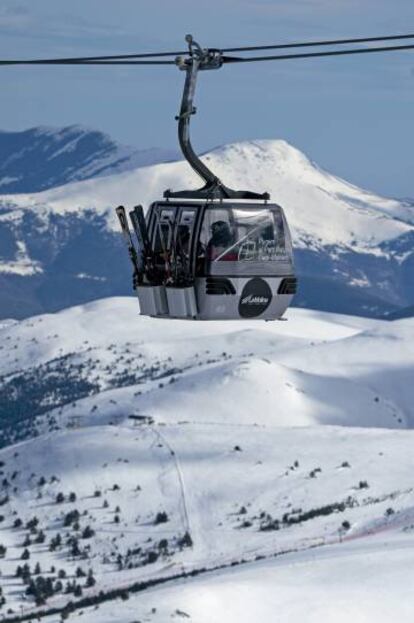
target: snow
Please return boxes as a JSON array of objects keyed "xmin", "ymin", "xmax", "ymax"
[
  {"xmin": 42, "ymin": 535, "xmax": 414, "ymax": 623},
  {"xmin": 1, "ymin": 421, "xmax": 414, "ymax": 620},
  {"xmin": 0, "ymin": 298, "xmax": 370, "ymax": 378},
  {"xmin": 0, "ymin": 239, "xmax": 43, "ymax": 276},
  {"xmin": 75, "ymin": 273, "xmax": 107, "ymax": 281},
  {"xmin": 0, "ymin": 297, "xmax": 405, "ymax": 433},
  {"xmin": 0, "ymin": 176, "xmax": 20, "ymax": 187},
  {"xmin": 0, "ymin": 261, "xmax": 42, "ymax": 276},
  {"xmin": 279, "ymin": 318, "xmax": 414, "ymax": 426},
  {"xmin": 2, "ymin": 139, "xmax": 412, "ymax": 251},
  {"xmin": 1, "ymin": 137, "xmax": 413, "ymax": 312},
  {"xmin": 1, "ymin": 421, "xmax": 414, "ymax": 618},
  {"xmin": 0, "ymin": 297, "xmax": 413, "ymax": 619},
  {"xmin": 0, "ymin": 205, "xmax": 46, "ymax": 278}
]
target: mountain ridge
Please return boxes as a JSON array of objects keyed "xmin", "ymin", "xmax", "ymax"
[
  {"xmin": 0, "ymin": 125, "xmax": 179, "ymax": 194},
  {"xmin": 0, "ymin": 133, "xmax": 413, "ymax": 319}
]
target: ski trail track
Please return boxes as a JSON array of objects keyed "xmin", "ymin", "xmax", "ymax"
[{"xmin": 150, "ymin": 425, "xmax": 192, "ymax": 542}]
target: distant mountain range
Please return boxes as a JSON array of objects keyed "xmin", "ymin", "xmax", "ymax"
[
  {"xmin": 0, "ymin": 126, "xmax": 413, "ymax": 319},
  {"xmin": 0, "ymin": 125, "xmax": 179, "ymax": 193}
]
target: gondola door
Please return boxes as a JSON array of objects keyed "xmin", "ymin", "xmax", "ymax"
[
  {"xmin": 171, "ymin": 206, "xmax": 200, "ymax": 286},
  {"xmin": 165, "ymin": 205, "xmax": 200, "ymax": 318},
  {"xmin": 150, "ymin": 204, "xmax": 178, "ymax": 282}
]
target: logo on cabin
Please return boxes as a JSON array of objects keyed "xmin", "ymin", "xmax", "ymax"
[{"xmin": 238, "ymin": 278, "xmax": 272, "ymax": 318}]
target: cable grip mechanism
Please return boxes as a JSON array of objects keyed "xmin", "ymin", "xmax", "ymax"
[{"xmin": 165, "ymin": 35, "xmax": 269, "ymax": 201}]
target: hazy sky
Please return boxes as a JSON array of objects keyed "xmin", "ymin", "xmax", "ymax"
[{"xmin": 0, "ymin": 0, "xmax": 413, "ymax": 197}]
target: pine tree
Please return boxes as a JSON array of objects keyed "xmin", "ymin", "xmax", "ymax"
[
  {"xmin": 86, "ymin": 569, "xmax": 96, "ymax": 587},
  {"xmin": 23, "ymin": 534, "xmax": 31, "ymax": 547},
  {"xmin": 81, "ymin": 526, "xmax": 95, "ymax": 539},
  {"xmin": 73, "ymin": 584, "xmax": 82, "ymax": 598},
  {"xmin": 54, "ymin": 580, "xmax": 63, "ymax": 593},
  {"xmin": 154, "ymin": 511, "xmax": 168, "ymax": 525},
  {"xmin": 71, "ymin": 538, "xmax": 81, "ymax": 557},
  {"xmin": 35, "ymin": 530, "xmax": 46, "ymax": 544}
]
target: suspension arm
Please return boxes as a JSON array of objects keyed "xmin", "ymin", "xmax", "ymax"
[{"xmin": 164, "ymin": 35, "xmax": 269, "ymax": 201}]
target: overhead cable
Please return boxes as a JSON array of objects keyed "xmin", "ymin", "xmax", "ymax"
[{"xmin": 1, "ymin": 34, "xmax": 414, "ymax": 67}]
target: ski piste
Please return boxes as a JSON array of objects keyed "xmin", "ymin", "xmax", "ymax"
[{"xmin": 115, "ymin": 206, "xmax": 142, "ymax": 287}]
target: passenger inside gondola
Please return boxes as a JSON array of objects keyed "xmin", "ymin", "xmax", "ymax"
[
  {"xmin": 177, "ymin": 224, "xmax": 190, "ymax": 257},
  {"xmin": 207, "ymin": 220, "xmax": 237, "ymax": 260}
]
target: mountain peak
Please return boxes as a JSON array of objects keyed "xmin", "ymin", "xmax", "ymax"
[{"xmin": 208, "ymin": 139, "xmax": 329, "ymax": 192}]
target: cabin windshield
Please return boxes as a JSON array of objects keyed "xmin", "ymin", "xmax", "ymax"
[{"xmin": 199, "ymin": 206, "xmax": 290, "ymax": 274}]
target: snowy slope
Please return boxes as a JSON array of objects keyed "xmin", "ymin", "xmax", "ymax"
[
  {"xmin": 1, "ymin": 138, "xmax": 413, "ymax": 320},
  {"xmin": 1, "ymin": 423, "xmax": 414, "ymax": 619},
  {"xmin": 1, "ymin": 297, "xmax": 413, "ymax": 450},
  {"xmin": 0, "ymin": 298, "xmax": 413, "ymax": 618},
  {"xmin": 279, "ymin": 318, "xmax": 414, "ymax": 426},
  {"xmin": 42, "ymin": 535, "xmax": 414, "ymax": 623},
  {"xmin": 3, "ymin": 297, "xmax": 413, "ymax": 447}
]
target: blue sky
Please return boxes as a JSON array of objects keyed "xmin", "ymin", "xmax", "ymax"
[{"xmin": 0, "ymin": 0, "xmax": 413, "ymax": 197}]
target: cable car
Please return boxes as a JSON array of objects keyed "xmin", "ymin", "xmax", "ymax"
[{"xmin": 116, "ymin": 35, "xmax": 296, "ymax": 320}]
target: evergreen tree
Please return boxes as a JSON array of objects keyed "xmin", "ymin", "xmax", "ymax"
[
  {"xmin": 86, "ymin": 569, "xmax": 96, "ymax": 587},
  {"xmin": 35, "ymin": 530, "xmax": 46, "ymax": 544},
  {"xmin": 73, "ymin": 584, "xmax": 82, "ymax": 598},
  {"xmin": 81, "ymin": 526, "xmax": 95, "ymax": 539}
]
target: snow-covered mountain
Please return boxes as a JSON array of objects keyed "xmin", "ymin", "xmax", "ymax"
[
  {"xmin": 2, "ymin": 296, "xmax": 413, "ymax": 448},
  {"xmin": 0, "ymin": 125, "xmax": 179, "ymax": 194},
  {"xmin": 0, "ymin": 137, "xmax": 413, "ymax": 319},
  {"xmin": 0, "ymin": 297, "xmax": 413, "ymax": 621}
]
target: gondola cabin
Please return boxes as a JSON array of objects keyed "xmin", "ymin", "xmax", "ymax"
[
  {"xmin": 116, "ymin": 35, "xmax": 297, "ymax": 321},
  {"xmin": 117, "ymin": 199, "xmax": 296, "ymax": 320},
  {"xmin": 141, "ymin": 200, "xmax": 295, "ymax": 319}
]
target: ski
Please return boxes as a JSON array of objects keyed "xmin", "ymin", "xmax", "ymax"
[
  {"xmin": 129, "ymin": 205, "xmax": 162, "ymax": 282},
  {"xmin": 115, "ymin": 206, "xmax": 142, "ymax": 287},
  {"xmin": 129, "ymin": 205, "xmax": 151, "ymax": 259}
]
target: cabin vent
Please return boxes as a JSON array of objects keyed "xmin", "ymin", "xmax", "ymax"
[
  {"xmin": 277, "ymin": 277, "xmax": 297, "ymax": 295},
  {"xmin": 206, "ymin": 277, "xmax": 236, "ymax": 295}
]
